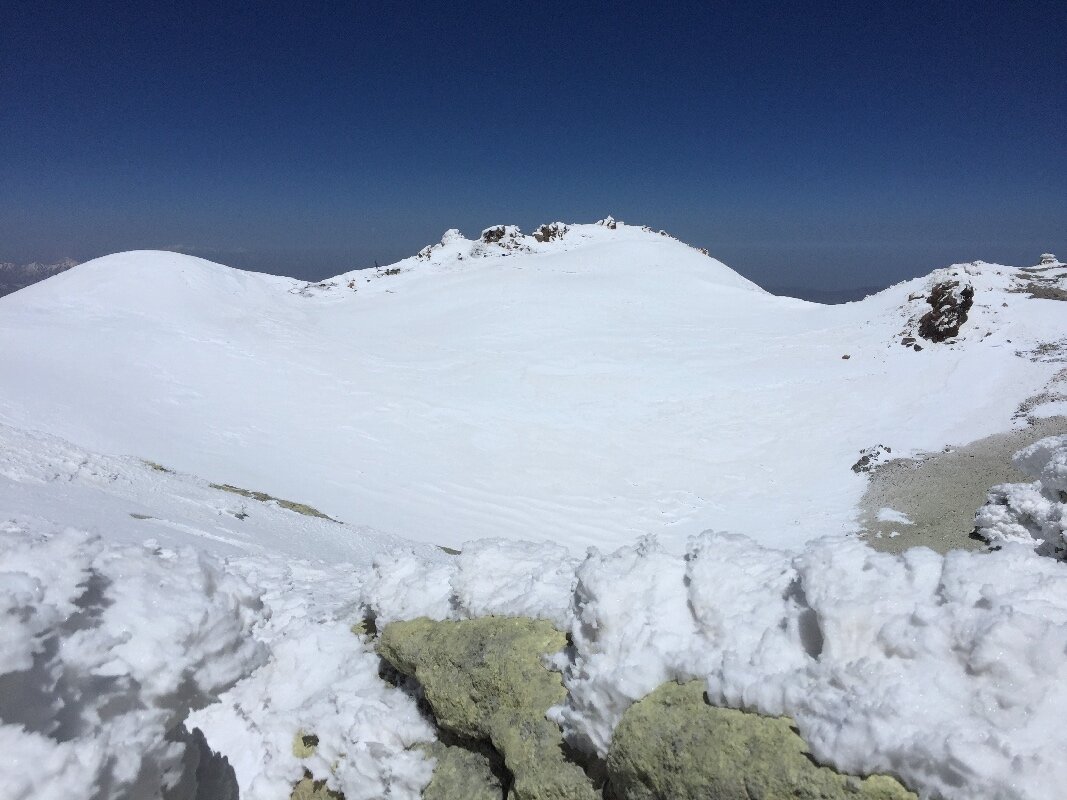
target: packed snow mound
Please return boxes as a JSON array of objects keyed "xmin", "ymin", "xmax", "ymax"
[
  {"xmin": 975, "ymin": 435, "xmax": 1067, "ymax": 557},
  {"xmin": 0, "ymin": 426, "xmax": 447, "ymax": 800},
  {"xmin": 9, "ymin": 250, "xmax": 297, "ymax": 317},
  {"xmin": 0, "ymin": 230, "xmax": 1064, "ymax": 551},
  {"xmin": 363, "ymin": 531, "xmax": 1067, "ymax": 800},
  {"xmin": 0, "ymin": 524, "xmax": 265, "ymax": 800}
]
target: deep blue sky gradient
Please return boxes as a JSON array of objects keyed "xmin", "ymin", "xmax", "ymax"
[{"xmin": 2, "ymin": 1, "xmax": 1064, "ymax": 289}]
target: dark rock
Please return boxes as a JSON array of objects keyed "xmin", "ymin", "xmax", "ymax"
[
  {"xmin": 852, "ymin": 445, "xmax": 892, "ymax": 474},
  {"xmin": 532, "ymin": 223, "xmax": 568, "ymax": 243},
  {"xmin": 918, "ymin": 281, "xmax": 974, "ymax": 342}
]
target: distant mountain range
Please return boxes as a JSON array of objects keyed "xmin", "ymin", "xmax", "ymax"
[{"xmin": 0, "ymin": 258, "xmax": 79, "ymax": 297}]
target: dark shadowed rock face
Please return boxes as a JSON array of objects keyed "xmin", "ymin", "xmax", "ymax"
[{"xmin": 918, "ymin": 281, "xmax": 974, "ymax": 342}]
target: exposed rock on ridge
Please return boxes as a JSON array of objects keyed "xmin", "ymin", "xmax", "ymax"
[{"xmin": 918, "ymin": 280, "xmax": 974, "ymax": 342}]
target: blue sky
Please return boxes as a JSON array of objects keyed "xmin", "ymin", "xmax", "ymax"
[{"xmin": 2, "ymin": 1, "xmax": 1064, "ymax": 289}]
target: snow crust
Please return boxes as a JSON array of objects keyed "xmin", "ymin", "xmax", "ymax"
[
  {"xmin": 0, "ymin": 424, "xmax": 446, "ymax": 800},
  {"xmin": 3, "ymin": 419, "xmax": 1067, "ymax": 799}
]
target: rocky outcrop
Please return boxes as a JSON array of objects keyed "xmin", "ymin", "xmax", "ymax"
[
  {"xmin": 606, "ymin": 681, "xmax": 915, "ymax": 800},
  {"xmin": 533, "ymin": 223, "xmax": 568, "ymax": 242},
  {"xmin": 918, "ymin": 280, "xmax": 974, "ymax": 342},
  {"xmin": 420, "ymin": 740, "xmax": 503, "ymax": 800},
  {"xmin": 377, "ymin": 617, "xmax": 597, "ymax": 800},
  {"xmin": 852, "ymin": 444, "xmax": 892, "ymax": 474}
]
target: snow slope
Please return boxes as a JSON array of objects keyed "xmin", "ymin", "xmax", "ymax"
[
  {"xmin": 2, "ymin": 228, "xmax": 1067, "ymax": 800},
  {"xmin": 0, "ymin": 258, "xmax": 79, "ymax": 297},
  {"xmin": 1, "ymin": 221, "xmax": 1062, "ymax": 551},
  {"xmin": 5, "ymin": 424, "xmax": 1067, "ymax": 800}
]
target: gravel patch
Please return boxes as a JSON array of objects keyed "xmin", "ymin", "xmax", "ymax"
[{"xmin": 860, "ymin": 416, "xmax": 1067, "ymax": 554}]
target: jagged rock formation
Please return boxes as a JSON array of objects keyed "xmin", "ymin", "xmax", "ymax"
[
  {"xmin": 606, "ymin": 681, "xmax": 915, "ymax": 800},
  {"xmin": 533, "ymin": 222, "xmax": 568, "ymax": 242},
  {"xmin": 918, "ymin": 280, "xmax": 974, "ymax": 342},
  {"xmin": 378, "ymin": 617, "xmax": 597, "ymax": 800}
]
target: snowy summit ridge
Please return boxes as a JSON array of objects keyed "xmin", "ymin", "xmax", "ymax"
[
  {"xmin": 0, "ymin": 221, "xmax": 1064, "ymax": 552},
  {"xmin": 1, "ymin": 219, "xmax": 1067, "ymax": 800}
]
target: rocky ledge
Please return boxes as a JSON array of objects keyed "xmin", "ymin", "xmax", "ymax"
[{"xmin": 371, "ymin": 617, "xmax": 916, "ymax": 800}]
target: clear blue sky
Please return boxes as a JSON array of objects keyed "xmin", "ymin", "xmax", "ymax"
[{"xmin": 2, "ymin": 1, "xmax": 1064, "ymax": 289}]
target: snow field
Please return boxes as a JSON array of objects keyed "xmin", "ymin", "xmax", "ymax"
[
  {"xmin": 3, "ymin": 428, "xmax": 1067, "ymax": 799},
  {"xmin": 2, "ymin": 227, "xmax": 1064, "ymax": 552}
]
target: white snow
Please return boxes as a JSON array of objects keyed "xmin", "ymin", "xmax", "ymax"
[
  {"xmin": 877, "ymin": 507, "xmax": 914, "ymax": 524},
  {"xmin": 975, "ymin": 435, "xmax": 1067, "ymax": 558},
  {"xmin": 363, "ymin": 527, "xmax": 1067, "ymax": 800},
  {"xmin": 2, "ymin": 224, "xmax": 1067, "ymax": 799},
  {"xmin": 0, "ymin": 523, "xmax": 264, "ymax": 800},
  {"xmin": 1, "ymin": 227, "xmax": 1063, "ymax": 552},
  {"xmin": 0, "ymin": 424, "xmax": 447, "ymax": 800}
]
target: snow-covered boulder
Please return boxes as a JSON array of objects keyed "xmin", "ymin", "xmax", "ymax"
[
  {"xmin": 0, "ymin": 526, "xmax": 265, "ymax": 800},
  {"xmin": 974, "ymin": 434, "xmax": 1067, "ymax": 558}
]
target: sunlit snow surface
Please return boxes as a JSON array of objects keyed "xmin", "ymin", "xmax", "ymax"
[
  {"xmin": 1, "ymin": 223, "xmax": 1063, "ymax": 550},
  {"xmin": 3, "ymin": 226, "xmax": 1067, "ymax": 799},
  {"xmin": 3, "ymin": 430, "xmax": 1067, "ymax": 799}
]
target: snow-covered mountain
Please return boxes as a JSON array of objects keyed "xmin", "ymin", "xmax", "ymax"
[
  {"xmin": 0, "ymin": 220, "xmax": 1062, "ymax": 551},
  {"xmin": 0, "ymin": 257, "xmax": 79, "ymax": 297},
  {"xmin": 3, "ymin": 220, "xmax": 1067, "ymax": 800}
]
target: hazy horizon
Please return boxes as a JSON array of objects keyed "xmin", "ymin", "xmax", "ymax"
[{"xmin": 3, "ymin": 3, "xmax": 1064, "ymax": 291}]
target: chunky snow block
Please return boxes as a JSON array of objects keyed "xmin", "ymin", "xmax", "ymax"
[
  {"xmin": 378, "ymin": 617, "xmax": 597, "ymax": 800},
  {"xmin": 606, "ymin": 681, "xmax": 915, "ymax": 800}
]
